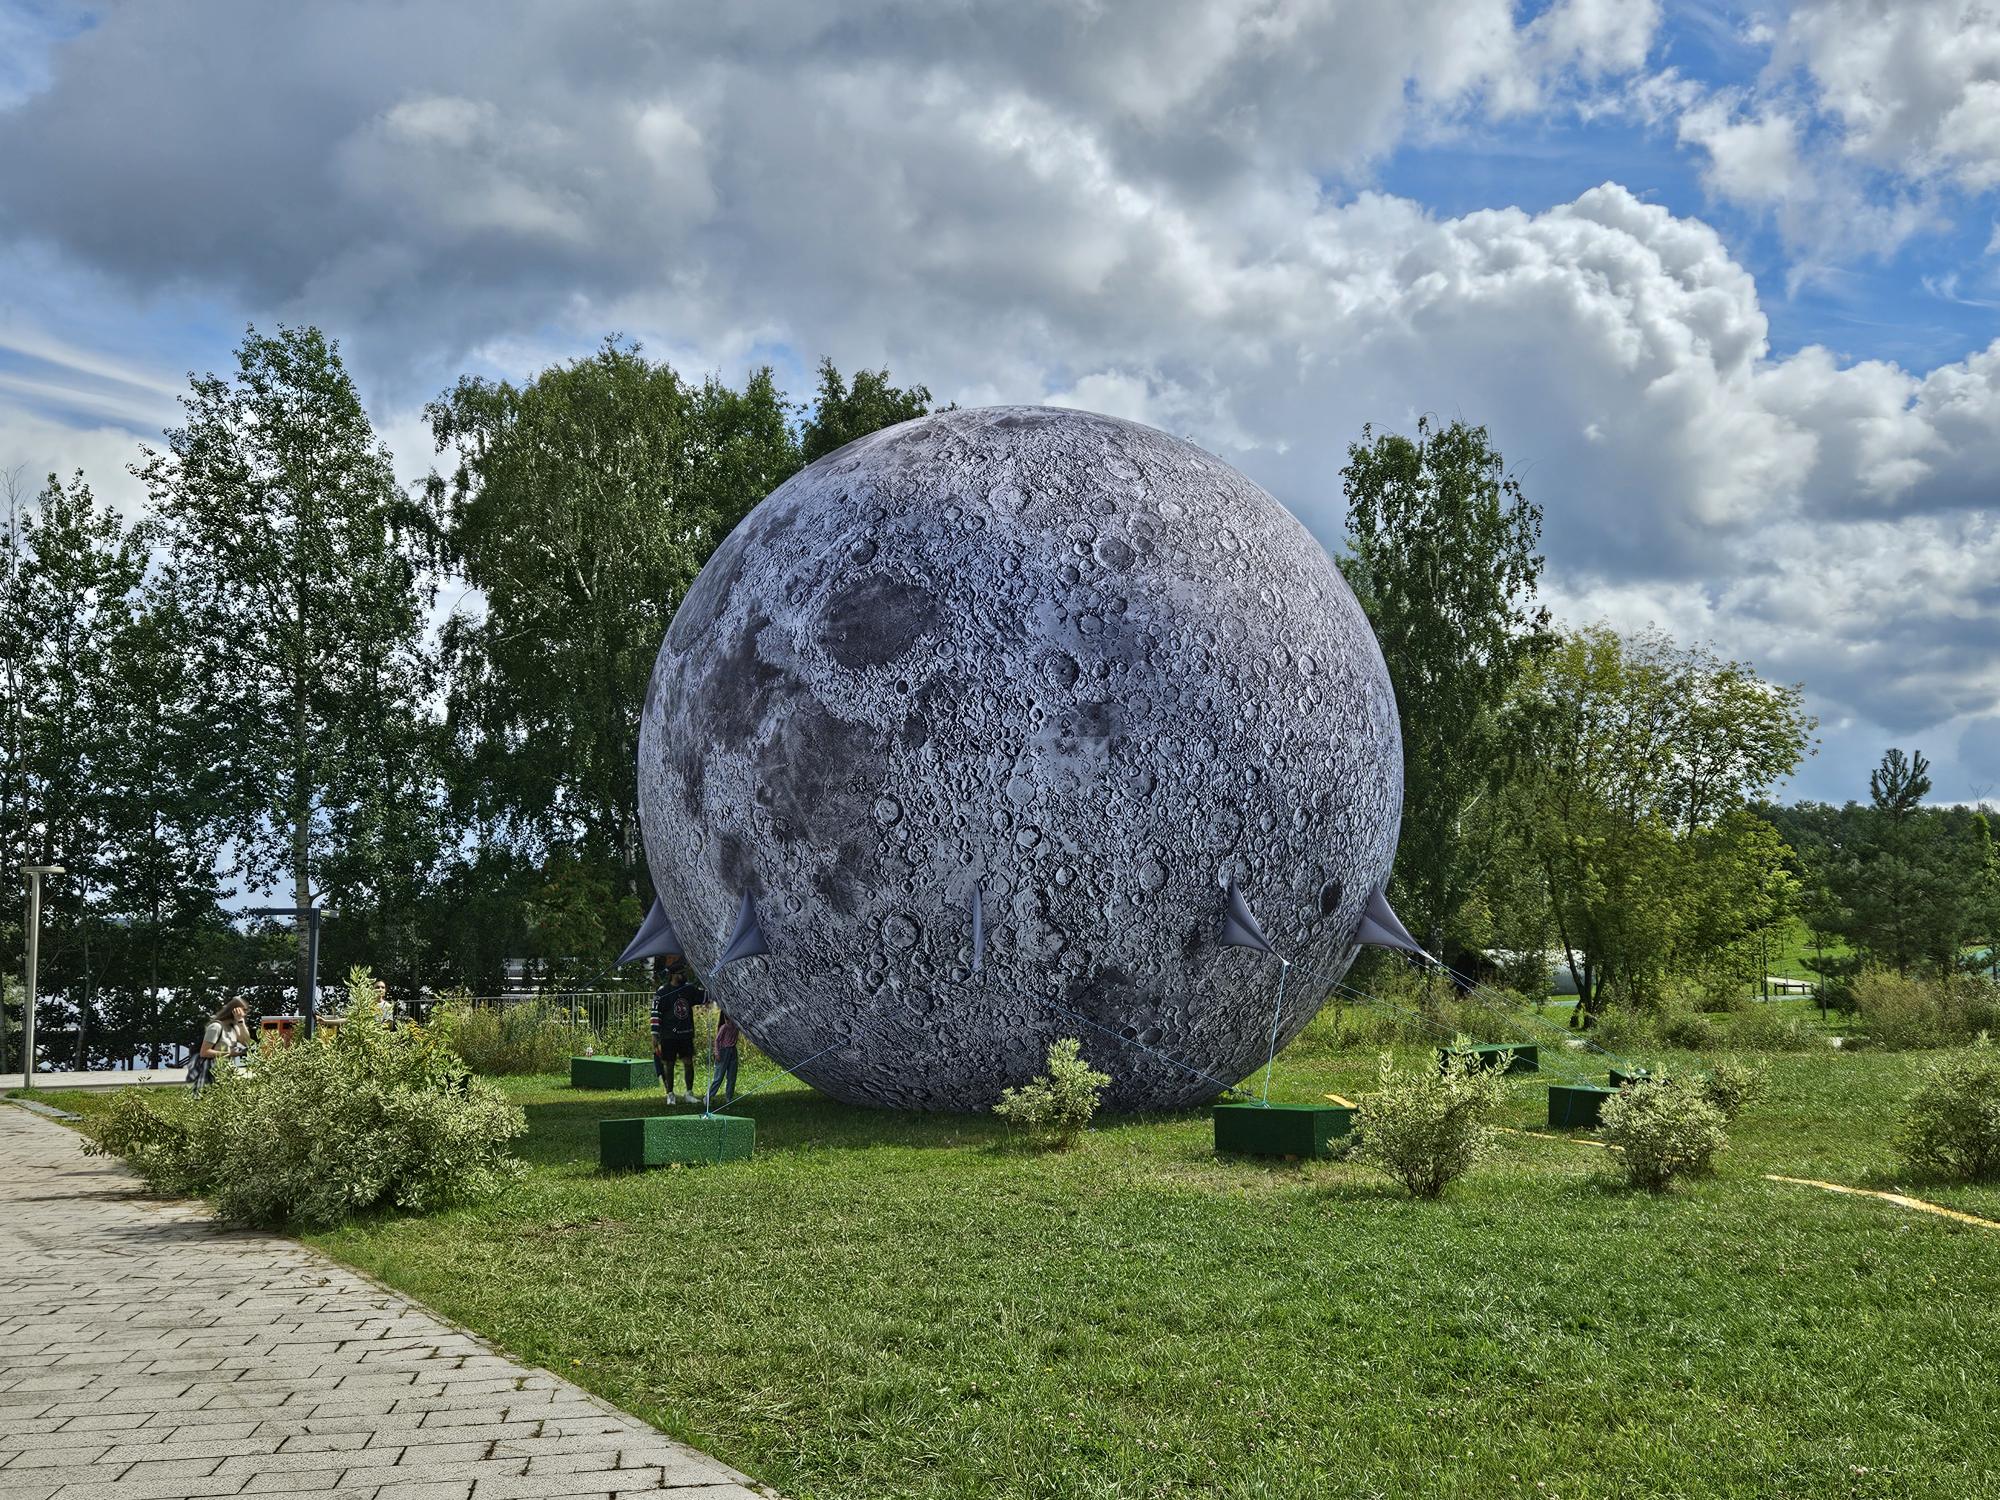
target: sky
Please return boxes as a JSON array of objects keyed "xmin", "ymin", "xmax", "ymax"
[{"xmin": 1, "ymin": 0, "xmax": 1997, "ymax": 806}]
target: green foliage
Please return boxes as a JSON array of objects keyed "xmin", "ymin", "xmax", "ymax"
[
  {"xmin": 1340, "ymin": 417, "xmax": 1547, "ymax": 952},
  {"xmin": 992, "ymin": 1038, "xmax": 1109, "ymax": 1148},
  {"xmin": 137, "ymin": 324, "xmax": 438, "ymax": 1003},
  {"xmin": 1657, "ymin": 1008, "xmax": 1720, "ymax": 1050},
  {"xmin": 1724, "ymin": 1004, "xmax": 1820, "ymax": 1052},
  {"xmin": 1852, "ymin": 969, "xmax": 1994, "ymax": 1049},
  {"xmin": 800, "ymin": 358, "xmax": 933, "ymax": 464},
  {"xmin": 1766, "ymin": 771, "xmax": 1994, "ymax": 982},
  {"xmin": 522, "ymin": 852, "xmax": 641, "ymax": 988},
  {"xmin": 0, "ymin": 468, "xmax": 225, "ymax": 1066},
  {"xmin": 1601, "ymin": 1075, "xmax": 1730, "ymax": 1190},
  {"xmin": 1505, "ymin": 626, "xmax": 1814, "ymax": 1021},
  {"xmin": 600, "ymin": 1001, "xmax": 656, "ymax": 1061},
  {"xmin": 87, "ymin": 1009, "xmax": 525, "ymax": 1226},
  {"xmin": 83, "ymin": 1087, "xmax": 203, "ymax": 1193},
  {"xmin": 431, "ymin": 993, "xmax": 578, "ymax": 1076},
  {"xmin": 427, "ymin": 339, "xmax": 798, "ymax": 893},
  {"xmin": 1587, "ymin": 1007, "xmax": 1654, "ymax": 1052},
  {"xmin": 345, "ymin": 964, "xmax": 378, "ymax": 1013},
  {"xmin": 1353, "ymin": 1050, "xmax": 1503, "ymax": 1198},
  {"xmin": 1697, "ymin": 1058, "xmax": 1767, "ymax": 1121},
  {"xmin": 1896, "ymin": 1036, "xmax": 2000, "ymax": 1182}
]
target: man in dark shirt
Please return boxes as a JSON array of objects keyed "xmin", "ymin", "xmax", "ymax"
[{"xmin": 650, "ymin": 955, "xmax": 704, "ymax": 1103}]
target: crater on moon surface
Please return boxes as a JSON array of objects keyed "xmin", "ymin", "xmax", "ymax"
[{"xmin": 637, "ymin": 405, "xmax": 1402, "ymax": 1111}]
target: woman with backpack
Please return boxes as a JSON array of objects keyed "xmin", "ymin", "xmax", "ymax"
[{"xmin": 189, "ymin": 998, "xmax": 252, "ymax": 1096}]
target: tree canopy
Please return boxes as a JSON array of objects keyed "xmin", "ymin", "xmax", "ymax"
[{"xmin": 1340, "ymin": 416, "xmax": 1548, "ymax": 958}]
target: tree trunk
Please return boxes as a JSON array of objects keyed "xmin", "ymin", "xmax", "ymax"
[{"xmin": 294, "ymin": 673, "xmax": 313, "ymax": 1013}]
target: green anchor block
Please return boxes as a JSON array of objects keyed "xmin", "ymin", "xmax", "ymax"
[
  {"xmin": 1547, "ymin": 1083, "xmax": 1620, "ymax": 1129},
  {"xmin": 600, "ymin": 1114, "xmax": 755, "ymax": 1170},
  {"xmin": 570, "ymin": 1055, "xmax": 657, "ymax": 1091},
  {"xmin": 1213, "ymin": 1101, "xmax": 1355, "ymax": 1160}
]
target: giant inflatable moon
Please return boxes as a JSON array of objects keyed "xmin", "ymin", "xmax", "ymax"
[{"xmin": 637, "ymin": 406, "xmax": 1401, "ymax": 1111}]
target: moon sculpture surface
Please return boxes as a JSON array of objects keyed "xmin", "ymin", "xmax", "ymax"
[{"xmin": 637, "ymin": 406, "xmax": 1402, "ymax": 1111}]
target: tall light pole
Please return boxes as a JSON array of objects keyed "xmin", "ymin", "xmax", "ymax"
[{"xmin": 20, "ymin": 865, "xmax": 64, "ymax": 1090}]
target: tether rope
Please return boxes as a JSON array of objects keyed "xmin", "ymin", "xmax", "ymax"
[{"xmin": 1258, "ymin": 959, "xmax": 1292, "ymax": 1105}]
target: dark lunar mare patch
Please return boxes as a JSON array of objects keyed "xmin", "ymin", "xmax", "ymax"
[
  {"xmin": 636, "ymin": 406, "xmax": 1401, "ymax": 1111},
  {"xmin": 819, "ymin": 573, "xmax": 940, "ymax": 668}
]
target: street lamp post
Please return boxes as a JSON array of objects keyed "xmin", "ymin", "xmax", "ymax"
[
  {"xmin": 20, "ymin": 865, "xmax": 65, "ymax": 1090},
  {"xmin": 248, "ymin": 906, "xmax": 321, "ymax": 1039}
]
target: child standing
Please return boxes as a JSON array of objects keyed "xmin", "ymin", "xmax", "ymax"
[{"xmin": 705, "ymin": 1009, "xmax": 740, "ymax": 1113}]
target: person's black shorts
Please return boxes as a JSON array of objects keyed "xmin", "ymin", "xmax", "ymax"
[{"xmin": 655, "ymin": 1031, "xmax": 695, "ymax": 1060}]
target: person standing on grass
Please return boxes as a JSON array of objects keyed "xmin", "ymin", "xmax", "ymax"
[
  {"xmin": 190, "ymin": 997, "xmax": 251, "ymax": 1096},
  {"xmin": 650, "ymin": 956, "xmax": 704, "ymax": 1104},
  {"xmin": 705, "ymin": 1009, "xmax": 740, "ymax": 1113}
]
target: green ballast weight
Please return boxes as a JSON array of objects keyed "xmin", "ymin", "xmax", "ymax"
[
  {"xmin": 1213, "ymin": 1100, "xmax": 1354, "ymax": 1159},
  {"xmin": 600, "ymin": 1114, "xmax": 755, "ymax": 1169},
  {"xmin": 571, "ymin": 1055, "xmax": 657, "ymax": 1090}
]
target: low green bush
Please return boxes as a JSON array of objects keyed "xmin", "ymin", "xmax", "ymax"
[
  {"xmin": 432, "ymin": 993, "xmax": 579, "ymax": 1075},
  {"xmin": 85, "ymin": 1009, "xmax": 525, "ymax": 1228},
  {"xmin": 1600, "ymin": 1075, "xmax": 1729, "ymax": 1190},
  {"xmin": 1657, "ymin": 1009, "xmax": 1720, "ymax": 1050},
  {"xmin": 1896, "ymin": 1035, "xmax": 2000, "ymax": 1182},
  {"xmin": 599, "ymin": 1002, "xmax": 656, "ymax": 1060},
  {"xmin": 1853, "ymin": 970, "xmax": 1994, "ymax": 1050},
  {"xmin": 1727, "ymin": 1005, "xmax": 1819, "ymax": 1052},
  {"xmin": 1588, "ymin": 1008, "xmax": 1653, "ymax": 1052},
  {"xmin": 1698, "ymin": 1058, "xmax": 1767, "ymax": 1121},
  {"xmin": 86, "ymin": 1088, "xmax": 202, "ymax": 1194},
  {"xmin": 1353, "ymin": 1050, "xmax": 1504, "ymax": 1199},
  {"xmin": 993, "ymin": 1038, "xmax": 1110, "ymax": 1148}
]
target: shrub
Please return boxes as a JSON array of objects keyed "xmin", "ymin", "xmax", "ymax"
[
  {"xmin": 1963, "ymin": 981, "xmax": 2000, "ymax": 1036},
  {"xmin": 1697, "ymin": 1057, "xmax": 1766, "ymax": 1121},
  {"xmin": 1896, "ymin": 1035, "xmax": 2000, "ymax": 1182},
  {"xmin": 993, "ymin": 1038, "xmax": 1110, "ymax": 1148},
  {"xmin": 1852, "ymin": 969, "xmax": 1981, "ymax": 1050},
  {"xmin": 1727, "ymin": 1005, "xmax": 1818, "ymax": 1052},
  {"xmin": 1353, "ymin": 1050, "xmax": 1504, "ymax": 1199},
  {"xmin": 1588, "ymin": 1008, "xmax": 1653, "ymax": 1052},
  {"xmin": 1657, "ymin": 1009, "xmax": 1719, "ymax": 1051},
  {"xmin": 600, "ymin": 1000, "xmax": 656, "ymax": 1060},
  {"xmin": 1600, "ymin": 1076, "xmax": 1729, "ymax": 1190},
  {"xmin": 86, "ymin": 1008, "xmax": 525, "ymax": 1227},
  {"xmin": 432, "ymin": 994, "xmax": 577, "ymax": 1075},
  {"xmin": 86, "ymin": 1088, "xmax": 203, "ymax": 1195}
]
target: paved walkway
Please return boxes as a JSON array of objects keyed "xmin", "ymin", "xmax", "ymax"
[
  {"xmin": 0, "ymin": 1107, "xmax": 775, "ymax": 1499},
  {"xmin": 2, "ymin": 1068, "xmax": 185, "ymax": 1091}
]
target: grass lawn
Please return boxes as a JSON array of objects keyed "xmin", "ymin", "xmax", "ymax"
[{"xmin": 21, "ymin": 1039, "xmax": 2000, "ymax": 1499}]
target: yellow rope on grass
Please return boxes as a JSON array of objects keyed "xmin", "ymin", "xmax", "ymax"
[
  {"xmin": 1762, "ymin": 1175, "xmax": 2000, "ymax": 1232},
  {"xmin": 1494, "ymin": 1125, "xmax": 1623, "ymax": 1151},
  {"xmin": 1488, "ymin": 1131, "xmax": 2000, "ymax": 1231}
]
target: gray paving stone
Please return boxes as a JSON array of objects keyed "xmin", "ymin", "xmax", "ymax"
[{"xmin": 0, "ymin": 1109, "xmax": 778, "ymax": 1498}]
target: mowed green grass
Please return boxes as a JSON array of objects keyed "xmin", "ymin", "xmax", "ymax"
[{"xmin": 264, "ymin": 1041, "xmax": 1998, "ymax": 1500}]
